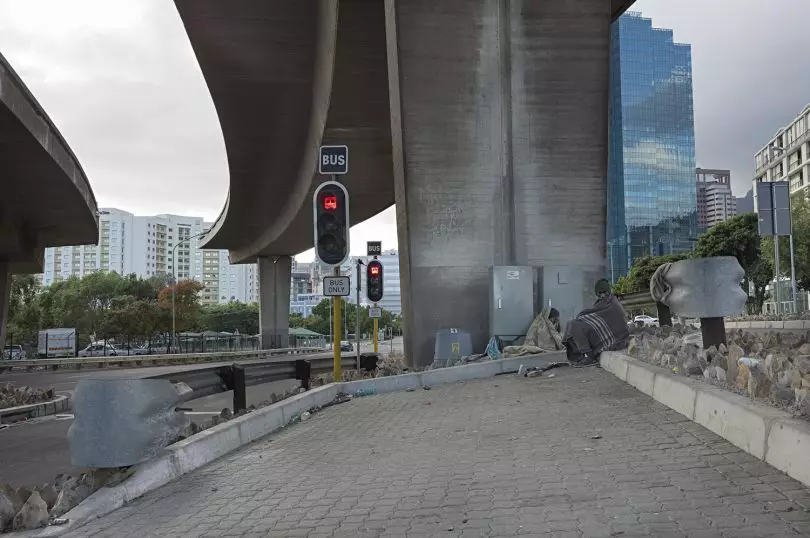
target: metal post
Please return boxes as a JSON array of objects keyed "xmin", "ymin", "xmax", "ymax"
[
  {"xmin": 355, "ymin": 260, "xmax": 361, "ymax": 359},
  {"xmin": 609, "ymin": 241, "xmax": 615, "ymax": 284},
  {"xmin": 775, "ymin": 236, "xmax": 781, "ymax": 314},
  {"xmin": 373, "ymin": 317, "xmax": 379, "ymax": 353},
  {"xmin": 231, "ymin": 364, "xmax": 247, "ymax": 413},
  {"xmin": 332, "ymin": 266, "xmax": 342, "ymax": 382},
  {"xmin": 790, "ymin": 233, "xmax": 799, "ymax": 313}
]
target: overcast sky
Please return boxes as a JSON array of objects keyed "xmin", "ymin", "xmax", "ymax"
[{"xmin": 1, "ymin": 0, "xmax": 808, "ymax": 261}]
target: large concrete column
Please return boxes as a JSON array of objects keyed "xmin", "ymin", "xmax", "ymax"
[
  {"xmin": 0, "ymin": 264, "xmax": 9, "ymax": 348},
  {"xmin": 385, "ymin": 0, "xmax": 610, "ymax": 366},
  {"xmin": 257, "ymin": 256, "xmax": 292, "ymax": 349}
]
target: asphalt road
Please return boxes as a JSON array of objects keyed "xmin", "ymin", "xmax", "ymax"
[{"xmin": 0, "ymin": 338, "xmax": 404, "ymax": 488}]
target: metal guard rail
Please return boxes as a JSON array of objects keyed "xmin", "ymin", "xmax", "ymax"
[
  {"xmin": 0, "ymin": 347, "xmax": 323, "ymax": 371},
  {"xmin": 619, "ymin": 290, "xmax": 655, "ymax": 310},
  {"xmin": 151, "ymin": 352, "xmax": 375, "ymax": 412}
]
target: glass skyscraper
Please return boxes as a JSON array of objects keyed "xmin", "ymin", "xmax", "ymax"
[{"xmin": 607, "ymin": 12, "xmax": 697, "ymax": 280}]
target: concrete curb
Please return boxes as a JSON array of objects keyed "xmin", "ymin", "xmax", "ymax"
[
  {"xmin": 0, "ymin": 395, "xmax": 71, "ymax": 424},
  {"xmin": 726, "ymin": 320, "xmax": 810, "ymax": 331},
  {"xmin": 600, "ymin": 351, "xmax": 810, "ymax": 488},
  {"xmin": 38, "ymin": 352, "xmax": 565, "ymax": 536}
]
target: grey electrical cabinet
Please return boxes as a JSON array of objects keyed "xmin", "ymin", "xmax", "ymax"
[
  {"xmin": 536, "ymin": 266, "xmax": 586, "ymax": 330},
  {"xmin": 489, "ymin": 266, "xmax": 534, "ymax": 342}
]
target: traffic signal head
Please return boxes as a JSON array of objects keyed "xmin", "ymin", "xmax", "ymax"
[
  {"xmin": 313, "ymin": 182, "xmax": 349, "ymax": 266},
  {"xmin": 366, "ymin": 260, "xmax": 384, "ymax": 303}
]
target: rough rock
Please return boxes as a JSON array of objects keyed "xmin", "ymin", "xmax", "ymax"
[
  {"xmin": 0, "ymin": 383, "xmax": 54, "ymax": 410},
  {"xmin": 715, "ymin": 367, "xmax": 727, "ymax": 383},
  {"xmin": 36, "ymin": 484, "xmax": 58, "ymax": 510},
  {"xmin": 50, "ymin": 477, "xmax": 92, "ymax": 518},
  {"xmin": 727, "ymin": 343, "xmax": 744, "ymax": 383},
  {"xmin": 0, "ymin": 485, "xmax": 21, "ymax": 516},
  {"xmin": 795, "ymin": 356, "xmax": 810, "ymax": 375},
  {"xmin": 798, "ymin": 343, "xmax": 810, "ymax": 355},
  {"xmin": 752, "ymin": 342, "xmax": 764, "ymax": 354},
  {"xmin": 792, "ymin": 368, "xmax": 804, "ymax": 389},
  {"xmin": 0, "ymin": 488, "xmax": 16, "ymax": 530},
  {"xmin": 777, "ymin": 367, "xmax": 795, "ymax": 388},
  {"xmin": 627, "ymin": 339, "xmax": 639, "ymax": 358},
  {"xmin": 736, "ymin": 363, "xmax": 751, "ymax": 391},
  {"xmin": 718, "ymin": 343, "xmax": 728, "ymax": 354},
  {"xmin": 774, "ymin": 386, "xmax": 795, "ymax": 404},
  {"xmin": 12, "ymin": 491, "xmax": 48, "ymax": 531},
  {"xmin": 704, "ymin": 367, "xmax": 716, "ymax": 380},
  {"xmin": 748, "ymin": 369, "xmax": 771, "ymax": 399}
]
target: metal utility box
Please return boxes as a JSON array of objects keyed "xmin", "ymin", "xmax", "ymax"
[
  {"xmin": 536, "ymin": 266, "xmax": 586, "ymax": 330},
  {"xmin": 489, "ymin": 266, "xmax": 534, "ymax": 341}
]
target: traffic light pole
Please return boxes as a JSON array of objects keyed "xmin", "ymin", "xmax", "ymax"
[
  {"xmin": 332, "ymin": 266, "xmax": 342, "ymax": 382},
  {"xmin": 355, "ymin": 259, "xmax": 362, "ymax": 360},
  {"xmin": 373, "ymin": 311, "xmax": 379, "ymax": 353}
]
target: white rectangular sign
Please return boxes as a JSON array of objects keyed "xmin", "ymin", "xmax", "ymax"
[
  {"xmin": 323, "ymin": 276, "xmax": 350, "ymax": 296},
  {"xmin": 369, "ymin": 307, "xmax": 382, "ymax": 319}
]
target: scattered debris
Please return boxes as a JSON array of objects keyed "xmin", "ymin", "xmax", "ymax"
[
  {"xmin": 0, "ymin": 383, "xmax": 55, "ymax": 410},
  {"xmin": 405, "ymin": 388, "xmax": 416, "ymax": 392},
  {"xmin": 50, "ymin": 518, "xmax": 69, "ymax": 526},
  {"xmin": 423, "ymin": 386, "xmax": 431, "ymax": 391},
  {"xmin": 547, "ymin": 373, "xmax": 556, "ymax": 378},
  {"xmin": 590, "ymin": 434, "xmax": 602, "ymax": 439},
  {"xmin": 300, "ymin": 411, "xmax": 311, "ymax": 422}
]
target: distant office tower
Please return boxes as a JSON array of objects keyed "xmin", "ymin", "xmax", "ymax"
[
  {"xmin": 607, "ymin": 12, "xmax": 698, "ymax": 280},
  {"xmin": 736, "ymin": 189, "xmax": 755, "ymax": 214},
  {"xmin": 753, "ymin": 104, "xmax": 810, "ymax": 205},
  {"xmin": 41, "ymin": 208, "xmax": 259, "ymax": 306},
  {"xmin": 696, "ymin": 169, "xmax": 737, "ymax": 230}
]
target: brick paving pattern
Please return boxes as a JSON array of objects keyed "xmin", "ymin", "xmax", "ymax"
[{"xmin": 69, "ymin": 367, "xmax": 810, "ymax": 537}]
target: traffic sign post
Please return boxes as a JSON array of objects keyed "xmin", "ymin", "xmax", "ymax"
[
  {"xmin": 319, "ymin": 145, "xmax": 348, "ymax": 175},
  {"xmin": 331, "ymin": 269, "xmax": 342, "ymax": 382}
]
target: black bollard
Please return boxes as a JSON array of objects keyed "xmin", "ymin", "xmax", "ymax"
[{"xmin": 700, "ymin": 317, "xmax": 726, "ymax": 349}]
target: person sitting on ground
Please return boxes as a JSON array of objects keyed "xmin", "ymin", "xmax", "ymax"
[{"xmin": 563, "ymin": 279, "xmax": 630, "ymax": 365}]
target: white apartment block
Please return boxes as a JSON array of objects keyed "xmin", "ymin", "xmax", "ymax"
[
  {"xmin": 41, "ymin": 208, "xmax": 259, "ymax": 307},
  {"xmin": 754, "ymin": 104, "xmax": 810, "ymax": 207},
  {"xmin": 696, "ymin": 168, "xmax": 736, "ymax": 230}
]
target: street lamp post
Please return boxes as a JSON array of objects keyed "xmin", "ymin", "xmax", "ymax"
[{"xmin": 172, "ymin": 231, "xmax": 207, "ymax": 353}]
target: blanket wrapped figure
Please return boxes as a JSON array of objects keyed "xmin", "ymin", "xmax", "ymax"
[{"xmin": 563, "ymin": 279, "xmax": 630, "ymax": 365}]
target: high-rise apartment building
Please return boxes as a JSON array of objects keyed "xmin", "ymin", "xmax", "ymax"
[
  {"xmin": 608, "ymin": 12, "xmax": 698, "ymax": 279},
  {"xmin": 753, "ymin": 104, "xmax": 810, "ymax": 205},
  {"xmin": 41, "ymin": 208, "xmax": 259, "ymax": 306},
  {"xmin": 696, "ymin": 168, "xmax": 737, "ymax": 230}
]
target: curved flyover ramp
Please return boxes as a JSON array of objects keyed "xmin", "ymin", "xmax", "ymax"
[
  {"xmin": 174, "ymin": 0, "xmax": 394, "ymax": 263},
  {"xmin": 0, "ymin": 51, "xmax": 98, "ymax": 344}
]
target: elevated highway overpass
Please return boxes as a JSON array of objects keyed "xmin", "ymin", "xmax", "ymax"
[
  {"xmin": 176, "ymin": 0, "xmax": 636, "ymax": 365},
  {"xmin": 0, "ymin": 52, "xmax": 98, "ymax": 345}
]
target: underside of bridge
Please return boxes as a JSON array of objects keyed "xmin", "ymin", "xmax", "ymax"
[
  {"xmin": 176, "ymin": 0, "xmax": 632, "ymax": 364},
  {"xmin": 0, "ymin": 52, "xmax": 99, "ymax": 345}
]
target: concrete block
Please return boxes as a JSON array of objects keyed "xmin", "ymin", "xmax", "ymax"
[
  {"xmin": 751, "ymin": 321, "xmax": 767, "ymax": 329},
  {"xmin": 500, "ymin": 352, "xmax": 566, "ymax": 374},
  {"xmin": 652, "ymin": 373, "xmax": 698, "ymax": 420},
  {"xmin": 421, "ymin": 361, "xmax": 503, "ymax": 386},
  {"xmin": 599, "ymin": 351, "xmax": 629, "ymax": 381},
  {"xmin": 170, "ymin": 424, "xmax": 242, "ymax": 475},
  {"xmin": 693, "ymin": 388, "xmax": 784, "ymax": 459},
  {"xmin": 625, "ymin": 360, "xmax": 656, "ymax": 396},
  {"xmin": 342, "ymin": 373, "xmax": 422, "ymax": 395},
  {"xmin": 765, "ymin": 419, "xmax": 810, "ymax": 487},
  {"xmin": 783, "ymin": 320, "xmax": 804, "ymax": 330},
  {"xmin": 280, "ymin": 392, "xmax": 316, "ymax": 422},
  {"xmin": 236, "ymin": 406, "xmax": 285, "ymax": 445}
]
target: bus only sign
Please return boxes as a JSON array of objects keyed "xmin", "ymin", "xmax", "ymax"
[{"xmin": 323, "ymin": 276, "xmax": 350, "ymax": 296}]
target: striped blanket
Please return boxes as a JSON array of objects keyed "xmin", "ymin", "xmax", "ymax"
[{"xmin": 564, "ymin": 293, "xmax": 630, "ymax": 364}]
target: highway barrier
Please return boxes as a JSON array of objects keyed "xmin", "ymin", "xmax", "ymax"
[{"xmin": 0, "ymin": 347, "xmax": 323, "ymax": 372}]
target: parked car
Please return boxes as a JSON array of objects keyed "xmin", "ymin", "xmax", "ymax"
[
  {"xmin": 115, "ymin": 344, "xmax": 150, "ymax": 356},
  {"xmin": 340, "ymin": 341, "xmax": 354, "ymax": 352},
  {"xmin": 3, "ymin": 345, "xmax": 26, "ymax": 360},
  {"xmin": 633, "ymin": 315, "xmax": 659, "ymax": 327},
  {"xmin": 78, "ymin": 343, "xmax": 120, "ymax": 357}
]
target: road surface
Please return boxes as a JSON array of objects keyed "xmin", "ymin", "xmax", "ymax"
[
  {"xmin": 68, "ymin": 368, "xmax": 810, "ymax": 537},
  {"xmin": 0, "ymin": 339, "xmax": 403, "ymax": 488}
]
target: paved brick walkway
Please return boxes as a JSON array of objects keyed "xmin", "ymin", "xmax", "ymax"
[{"xmin": 69, "ymin": 368, "xmax": 810, "ymax": 537}]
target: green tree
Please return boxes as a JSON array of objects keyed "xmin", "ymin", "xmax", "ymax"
[
  {"xmin": 761, "ymin": 195, "xmax": 810, "ymax": 292},
  {"xmin": 289, "ymin": 312, "xmax": 305, "ymax": 329},
  {"xmin": 157, "ymin": 279, "xmax": 204, "ymax": 332},
  {"xmin": 693, "ymin": 212, "xmax": 771, "ymax": 313},
  {"xmin": 611, "ymin": 253, "xmax": 688, "ymax": 295},
  {"xmin": 6, "ymin": 275, "xmax": 42, "ymax": 344},
  {"xmin": 200, "ymin": 302, "xmax": 260, "ymax": 334}
]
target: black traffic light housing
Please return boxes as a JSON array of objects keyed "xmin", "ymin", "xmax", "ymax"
[
  {"xmin": 366, "ymin": 259, "xmax": 384, "ymax": 303},
  {"xmin": 313, "ymin": 182, "xmax": 350, "ymax": 266}
]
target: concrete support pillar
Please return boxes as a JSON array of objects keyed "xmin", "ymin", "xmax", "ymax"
[
  {"xmin": 257, "ymin": 256, "xmax": 292, "ymax": 349},
  {"xmin": 385, "ymin": 0, "xmax": 610, "ymax": 366},
  {"xmin": 0, "ymin": 264, "xmax": 8, "ymax": 348}
]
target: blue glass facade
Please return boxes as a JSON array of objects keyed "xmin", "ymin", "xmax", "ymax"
[{"xmin": 608, "ymin": 12, "xmax": 697, "ymax": 280}]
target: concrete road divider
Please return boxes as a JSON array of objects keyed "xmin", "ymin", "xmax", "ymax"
[
  {"xmin": 600, "ymin": 351, "xmax": 810, "ymax": 489},
  {"xmin": 0, "ymin": 395, "xmax": 71, "ymax": 424}
]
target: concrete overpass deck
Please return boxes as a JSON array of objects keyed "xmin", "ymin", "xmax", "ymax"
[
  {"xmin": 67, "ymin": 368, "xmax": 810, "ymax": 537},
  {"xmin": 0, "ymin": 51, "xmax": 98, "ymax": 343}
]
